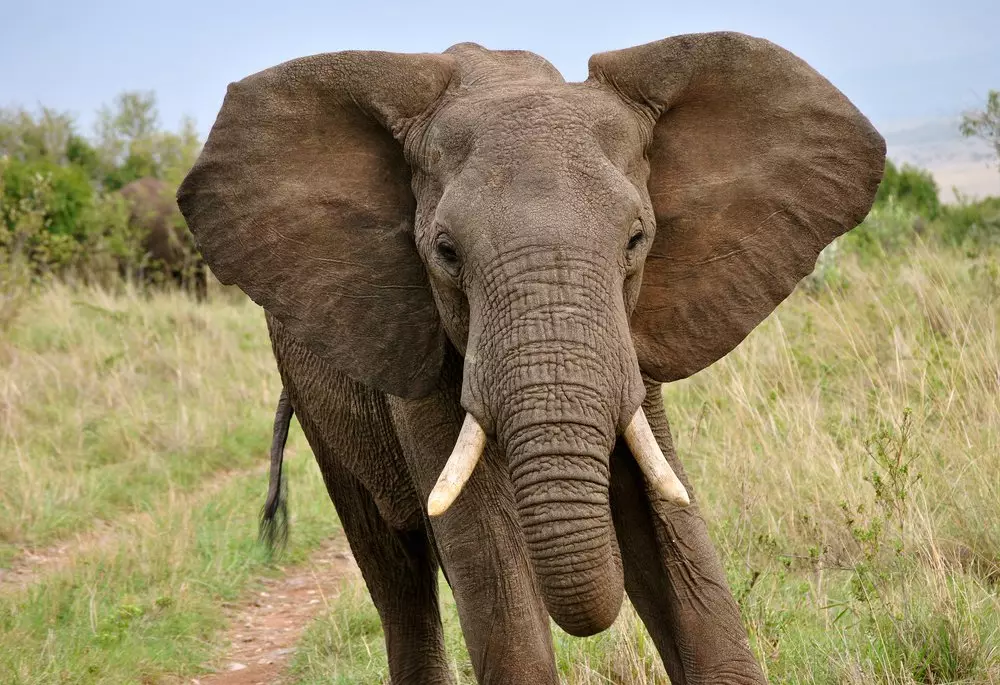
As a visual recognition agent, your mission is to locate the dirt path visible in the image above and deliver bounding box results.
[0,465,264,594]
[191,538,360,685]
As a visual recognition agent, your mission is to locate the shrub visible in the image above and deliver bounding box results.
[936,195,1000,248]
[839,198,920,261]
[2,157,94,240]
[1,156,131,279]
[875,159,941,219]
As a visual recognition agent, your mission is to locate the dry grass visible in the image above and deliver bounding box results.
[1,227,998,683]
[292,238,1000,683]
[0,281,278,559]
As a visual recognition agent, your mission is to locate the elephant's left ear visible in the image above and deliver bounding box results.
[588,32,885,382]
[178,51,456,398]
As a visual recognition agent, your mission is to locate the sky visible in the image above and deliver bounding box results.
[3,0,998,139]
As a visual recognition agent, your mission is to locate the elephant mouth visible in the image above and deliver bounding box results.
[426,408,689,518]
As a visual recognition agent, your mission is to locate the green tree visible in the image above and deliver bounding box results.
[95,91,160,190]
[94,91,201,190]
[65,134,103,182]
[960,90,1000,167]
[0,106,77,163]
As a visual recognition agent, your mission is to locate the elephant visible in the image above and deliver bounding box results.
[119,177,208,300]
[177,32,885,684]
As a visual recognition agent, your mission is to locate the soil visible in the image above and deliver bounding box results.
[190,539,360,685]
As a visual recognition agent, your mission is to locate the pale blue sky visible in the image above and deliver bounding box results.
[3,0,997,138]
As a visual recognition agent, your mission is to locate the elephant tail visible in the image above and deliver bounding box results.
[259,386,293,553]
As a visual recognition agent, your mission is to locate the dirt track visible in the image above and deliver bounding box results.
[193,539,359,685]
[0,466,265,595]
[1,461,361,685]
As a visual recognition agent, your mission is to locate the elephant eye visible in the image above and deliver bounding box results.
[435,234,462,273]
[626,223,645,252]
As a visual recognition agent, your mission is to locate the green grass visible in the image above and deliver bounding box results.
[291,579,669,684]
[2,219,998,683]
[0,283,284,557]
[288,231,1000,684]
[0,438,339,684]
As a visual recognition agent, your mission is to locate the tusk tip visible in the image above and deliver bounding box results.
[656,480,691,507]
[670,489,691,507]
[666,481,691,507]
[427,488,456,517]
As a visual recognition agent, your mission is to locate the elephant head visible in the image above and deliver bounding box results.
[177,33,884,636]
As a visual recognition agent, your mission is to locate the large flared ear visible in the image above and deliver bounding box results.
[588,32,885,381]
[177,51,455,398]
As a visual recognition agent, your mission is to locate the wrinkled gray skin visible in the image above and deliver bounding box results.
[119,177,208,300]
[178,32,885,684]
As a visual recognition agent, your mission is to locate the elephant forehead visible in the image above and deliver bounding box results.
[425,84,645,173]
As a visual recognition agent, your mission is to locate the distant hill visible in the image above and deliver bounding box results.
[883,117,998,202]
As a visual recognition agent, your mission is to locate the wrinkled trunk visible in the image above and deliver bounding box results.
[504,380,624,636]
[462,250,643,636]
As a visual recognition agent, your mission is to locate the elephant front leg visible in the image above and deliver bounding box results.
[610,382,765,685]
[389,395,559,685]
[318,455,453,684]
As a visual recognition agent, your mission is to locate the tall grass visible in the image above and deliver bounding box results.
[1,212,997,683]
[0,282,278,560]
[292,232,1000,683]
[669,238,1000,683]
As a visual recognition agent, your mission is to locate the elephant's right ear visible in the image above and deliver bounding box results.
[588,33,885,383]
[178,51,456,398]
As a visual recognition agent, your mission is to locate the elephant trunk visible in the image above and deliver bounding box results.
[459,249,647,636]
[503,383,624,636]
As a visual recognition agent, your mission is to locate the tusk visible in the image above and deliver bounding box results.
[427,413,487,517]
[624,408,691,507]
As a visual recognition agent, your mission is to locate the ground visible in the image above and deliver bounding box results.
[1,225,998,683]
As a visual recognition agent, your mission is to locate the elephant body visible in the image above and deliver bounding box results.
[119,177,207,299]
[180,33,885,683]
[268,317,761,682]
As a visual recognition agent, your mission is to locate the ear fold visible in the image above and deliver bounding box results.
[588,32,885,382]
[178,51,455,398]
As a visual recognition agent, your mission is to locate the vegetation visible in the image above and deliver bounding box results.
[873,159,942,219]
[1,93,200,282]
[0,285,340,683]
[961,90,1000,167]
[1,199,997,683]
[0,90,998,683]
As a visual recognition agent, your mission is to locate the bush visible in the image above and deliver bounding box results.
[937,195,1000,248]
[874,159,941,219]
[839,198,921,261]
[2,158,94,239]
[1,156,131,279]
[815,158,999,277]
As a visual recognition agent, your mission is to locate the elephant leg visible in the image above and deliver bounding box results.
[273,337,452,683]
[610,382,765,685]
[318,453,453,684]
[193,264,208,302]
[388,390,558,685]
